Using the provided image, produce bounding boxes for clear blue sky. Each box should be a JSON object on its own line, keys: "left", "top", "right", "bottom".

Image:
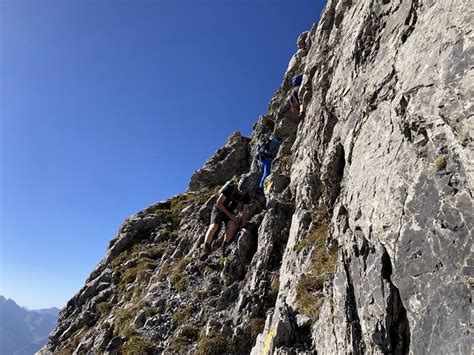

{"left": 0, "top": 0, "right": 325, "bottom": 309}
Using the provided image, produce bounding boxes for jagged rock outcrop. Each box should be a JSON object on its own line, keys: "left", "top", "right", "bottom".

{"left": 40, "top": 0, "right": 472, "bottom": 354}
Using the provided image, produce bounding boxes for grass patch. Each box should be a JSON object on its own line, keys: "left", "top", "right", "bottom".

{"left": 171, "top": 257, "right": 189, "bottom": 291}
{"left": 434, "top": 154, "right": 447, "bottom": 171}
{"left": 157, "top": 262, "right": 171, "bottom": 282}
{"left": 192, "top": 289, "right": 209, "bottom": 300}
{"left": 312, "top": 204, "right": 329, "bottom": 222}
{"left": 113, "top": 304, "right": 156, "bottom": 353}
{"left": 114, "top": 302, "right": 145, "bottom": 337}
{"left": 147, "top": 242, "right": 170, "bottom": 260}
{"left": 122, "top": 260, "right": 157, "bottom": 285}
{"left": 150, "top": 191, "right": 218, "bottom": 229}
{"left": 169, "top": 336, "right": 189, "bottom": 353}
{"left": 268, "top": 274, "right": 280, "bottom": 303}
{"left": 250, "top": 317, "right": 266, "bottom": 339}
{"left": 57, "top": 326, "right": 87, "bottom": 354}
{"left": 95, "top": 301, "right": 113, "bottom": 317}
{"left": 319, "top": 182, "right": 326, "bottom": 195}
{"left": 196, "top": 333, "right": 232, "bottom": 355}
{"left": 172, "top": 305, "right": 193, "bottom": 326}
{"left": 122, "top": 336, "right": 156, "bottom": 354}
{"left": 296, "top": 222, "right": 338, "bottom": 321}
{"left": 171, "top": 271, "right": 187, "bottom": 291}
{"left": 180, "top": 325, "right": 201, "bottom": 341}
{"left": 295, "top": 224, "right": 328, "bottom": 253}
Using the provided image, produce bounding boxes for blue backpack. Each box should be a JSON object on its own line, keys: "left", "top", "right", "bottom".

{"left": 291, "top": 74, "right": 303, "bottom": 87}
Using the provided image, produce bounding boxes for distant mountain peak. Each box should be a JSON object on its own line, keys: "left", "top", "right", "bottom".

{"left": 0, "top": 295, "right": 59, "bottom": 355}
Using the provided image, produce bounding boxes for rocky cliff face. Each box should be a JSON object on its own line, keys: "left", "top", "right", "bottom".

{"left": 40, "top": 0, "right": 472, "bottom": 354}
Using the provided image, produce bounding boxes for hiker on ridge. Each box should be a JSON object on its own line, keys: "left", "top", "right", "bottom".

{"left": 257, "top": 137, "right": 283, "bottom": 190}
{"left": 289, "top": 74, "right": 303, "bottom": 113}
{"left": 200, "top": 176, "right": 252, "bottom": 259}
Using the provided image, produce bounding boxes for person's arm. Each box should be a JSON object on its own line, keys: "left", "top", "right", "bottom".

{"left": 241, "top": 204, "right": 249, "bottom": 227}
{"left": 290, "top": 97, "right": 299, "bottom": 113}
{"left": 216, "top": 194, "right": 238, "bottom": 222}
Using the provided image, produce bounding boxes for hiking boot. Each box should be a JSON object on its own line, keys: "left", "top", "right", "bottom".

{"left": 200, "top": 243, "right": 211, "bottom": 261}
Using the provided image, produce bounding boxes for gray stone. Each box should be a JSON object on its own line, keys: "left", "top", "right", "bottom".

{"left": 42, "top": 1, "right": 472, "bottom": 354}
{"left": 295, "top": 314, "right": 311, "bottom": 329}
{"left": 133, "top": 310, "right": 146, "bottom": 329}
{"left": 105, "top": 337, "right": 124, "bottom": 352}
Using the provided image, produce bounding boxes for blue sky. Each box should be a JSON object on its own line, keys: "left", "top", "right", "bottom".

{"left": 0, "top": 0, "right": 325, "bottom": 309}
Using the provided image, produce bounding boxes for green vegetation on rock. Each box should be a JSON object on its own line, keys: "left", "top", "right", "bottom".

{"left": 172, "top": 305, "right": 193, "bottom": 326}
{"left": 296, "top": 221, "right": 338, "bottom": 321}
{"left": 434, "top": 154, "right": 447, "bottom": 171}
{"left": 196, "top": 332, "right": 232, "bottom": 355}
{"left": 122, "top": 336, "right": 156, "bottom": 354}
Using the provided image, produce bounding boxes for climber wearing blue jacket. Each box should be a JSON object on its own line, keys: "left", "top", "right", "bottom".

{"left": 257, "top": 137, "right": 282, "bottom": 189}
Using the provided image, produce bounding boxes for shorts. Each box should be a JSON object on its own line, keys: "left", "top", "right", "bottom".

{"left": 210, "top": 206, "right": 231, "bottom": 226}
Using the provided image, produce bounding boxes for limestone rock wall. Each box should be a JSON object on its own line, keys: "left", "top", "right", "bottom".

{"left": 40, "top": 0, "right": 472, "bottom": 354}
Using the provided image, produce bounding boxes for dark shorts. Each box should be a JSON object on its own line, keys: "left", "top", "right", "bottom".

{"left": 210, "top": 207, "right": 231, "bottom": 226}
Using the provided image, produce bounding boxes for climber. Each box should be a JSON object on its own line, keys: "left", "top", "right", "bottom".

{"left": 257, "top": 137, "right": 283, "bottom": 189}
{"left": 288, "top": 74, "right": 303, "bottom": 113}
{"left": 200, "top": 176, "right": 251, "bottom": 259}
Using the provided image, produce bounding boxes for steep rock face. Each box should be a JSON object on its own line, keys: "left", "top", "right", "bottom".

{"left": 40, "top": 0, "right": 472, "bottom": 354}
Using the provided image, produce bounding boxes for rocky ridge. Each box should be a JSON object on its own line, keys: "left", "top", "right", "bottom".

{"left": 40, "top": 0, "right": 472, "bottom": 354}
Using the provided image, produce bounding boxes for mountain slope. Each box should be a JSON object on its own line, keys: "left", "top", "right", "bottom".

{"left": 40, "top": 0, "right": 472, "bottom": 354}
{"left": 0, "top": 296, "right": 59, "bottom": 355}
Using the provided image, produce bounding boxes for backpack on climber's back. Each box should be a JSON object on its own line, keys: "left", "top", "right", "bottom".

{"left": 257, "top": 138, "right": 282, "bottom": 159}
{"left": 291, "top": 74, "right": 303, "bottom": 87}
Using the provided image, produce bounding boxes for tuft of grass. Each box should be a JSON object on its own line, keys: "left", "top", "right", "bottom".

{"left": 95, "top": 302, "right": 113, "bottom": 317}
{"left": 268, "top": 274, "right": 280, "bottom": 303}
{"left": 312, "top": 204, "right": 329, "bottom": 223}
{"left": 180, "top": 325, "right": 201, "bottom": 341}
{"left": 58, "top": 326, "right": 86, "bottom": 354}
{"left": 171, "top": 257, "right": 189, "bottom": 291}
{"left": 295, "top": 224, "right": 328, "bottom": 253}
{"left": 151, "top": 191, "right": 218, "bottom": 229}
{"left": 434, "top": 154, "right": 447, "bottom": 171}
{"left": 172, "top": 305, "right": 193, "bottom": 326}
{"left": 112, "top": 250, "right": 132, "bottom": 272}
{"left": 250, "top": 318, "right": 266, "bottom": 339}
{"left": 147, "top": 242, "right": 170, "bottom": 260}
{"left": 171, "top": 271, "right": 187, "bottom": 292}
{"left": 169, "top": 336, "right": 189, "bottom": 353}
{"left": 295, "top": 221, "right": 338, "bottom": 321}
{"left": 122, "top": 336, "right": 156, "bottom": 354}
{"left": 196, "top": 333, "right": 232, "bottom": 355}
{"left": 157, "top": 262, "right": 171, "bottom": 282}
{"left": 113, "top": 302, "right": 149, "bottom": 338}
{"left": 319, "top": 182, "right": 326, "bottom": 195}
{"left": 192, "top": 289, "right": 209, "bottom": 300}
{"left": 122, "top": 260, "right": 157, "bottom": 285}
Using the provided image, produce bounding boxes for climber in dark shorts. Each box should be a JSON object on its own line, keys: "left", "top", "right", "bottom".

{"left": 200, "top": 176, "right": 251, "bottom": 259}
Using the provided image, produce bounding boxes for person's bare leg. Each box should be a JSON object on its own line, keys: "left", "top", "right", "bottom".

{"left": 223, "top": 221, "right": 237, "bottom": 243}
{"left": 204, "top": 223, "right": 220, "bottom": 245}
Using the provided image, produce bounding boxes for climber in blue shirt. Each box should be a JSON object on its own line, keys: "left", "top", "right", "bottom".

{"left": 257, "top": 137, "right": 283, "bottom": 189}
